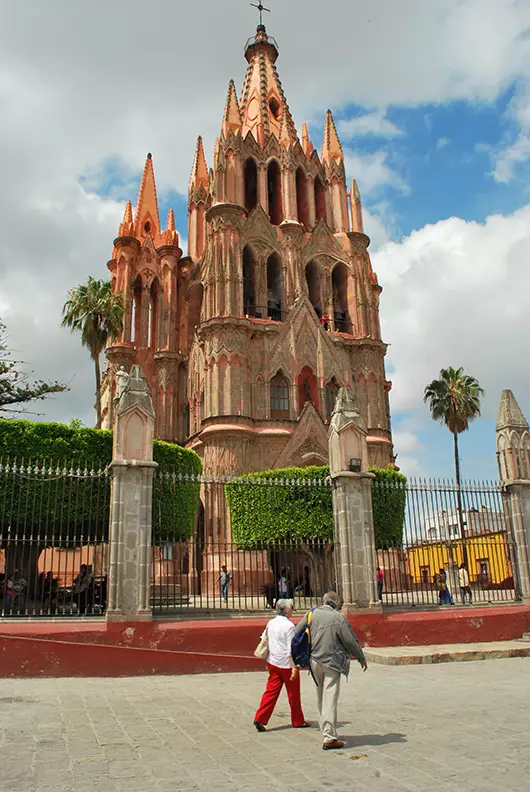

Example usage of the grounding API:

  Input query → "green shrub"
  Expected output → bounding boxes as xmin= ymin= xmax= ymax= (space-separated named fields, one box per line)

xmin=226 ymin=464 xmax=406 ymax=549
xmin=0 ymin=420 xmax=201 ymax=546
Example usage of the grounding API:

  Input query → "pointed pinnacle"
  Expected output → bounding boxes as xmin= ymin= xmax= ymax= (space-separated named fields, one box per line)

xmin=301 ymin=122 xmax=313 ymax=157
xmin=497 ymin=389 xmax=529 ymax=431
xmin=166 ymin=208 xmax=175 ymax=232
xmin=118 ymin=200 xmax=134 ymax=237
xmin=351 ymin=178 xmax=361 ymax=203
xmin=135 ymin=153 xmax=161 ymax=237
xmin=162 ymin=208 xmax=179 ymax=246
xmin=189 ymin=136 xmax=209 ymax=191
xmin=322 ymin=109 xmax=344 ymax=165
xmin=222 ymin=80 xmax=242 ymax=137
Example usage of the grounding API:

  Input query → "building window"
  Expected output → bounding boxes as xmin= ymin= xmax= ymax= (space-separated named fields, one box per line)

xmin=305 ymin=260 xmax=322 ymax=319
xmin=332 ymin=262 xmax=352 ymax=334
xmin=420 ymin=566 xmax=430 ymax=584
xmin=267 ymin=160 xmax=283 ymax=225
xmin=314 ymin=176 xmax=326 ymax=223
xmin=244 ymin=158 xmax=258 ymax=213
xmin=270 ymin=373 xmax=289 ymax=419
xmin=243 ymin=247 xmax=256 ymax=316
xmin=325 ymin=378 xmax=339 ymax=421
xmin=296 ymin=167 xmax=309 ymax=227
xmin=267 ymin=254 xmax=283 ymax=321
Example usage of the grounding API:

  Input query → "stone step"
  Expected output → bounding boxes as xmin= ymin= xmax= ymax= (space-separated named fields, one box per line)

xmin=364 ymin=640 xmax=530 ymax=665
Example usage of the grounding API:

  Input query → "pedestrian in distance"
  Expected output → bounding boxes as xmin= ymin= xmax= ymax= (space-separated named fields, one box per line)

xmin=294 ymin=591 xmax=367 ymax=750
xmin=376 ymin=566 xmax=384 ymax=601
xmin=277 ymin=568 xmax=289 ymax=600
xmin=218 ymin=565 xmax=232 ymax=603
xmin=254 ymin=599 xmax=310 ymax=732
xmin=435 ymin=568 xmax=453 ymax=605
xmin=458 ymin=562 xmax=472 ymax=605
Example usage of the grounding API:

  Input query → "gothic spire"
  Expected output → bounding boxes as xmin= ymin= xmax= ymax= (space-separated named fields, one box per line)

xmin=239 ymin=25 xmax=298 ymax=147
xmin=162 ymin=208 xmax=180 ymax=246
xmin=497 ymin=390 xmax=529 ymax=432
xmin=301 ymin=122 xmax=314 ymax=157
xmin=118 ymin=200 xmax=134 ymax=237
xmin=350 ymin=179 xmax=364 ymax=234
xmin=222 ymin=80 xmax=242 ymax=137
xmin=189 ymin=136 xmax=209 ymax=191
xmin=134 ymin=153 xmax=161 ymax=243
xmin=321 ymin=109 xmax=344 ymax=165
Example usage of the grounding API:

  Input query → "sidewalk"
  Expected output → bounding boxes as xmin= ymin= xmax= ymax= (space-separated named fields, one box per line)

xmin=365 ymin=638 xmax=530 ymax=665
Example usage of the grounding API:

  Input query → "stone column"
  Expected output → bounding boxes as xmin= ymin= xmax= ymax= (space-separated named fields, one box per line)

xmin=107 ymin=364 xmax=157 ymax=622
xmin=496 ymin=389 xmax=530 ymax=602
xmin=329 ymin=386 xmax=380 ymax=612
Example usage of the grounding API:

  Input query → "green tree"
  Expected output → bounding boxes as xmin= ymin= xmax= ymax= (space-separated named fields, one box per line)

xmin=61 ymin=277 xmax=125 ymax=429
xmin=424 ymin=366 xmax=484 ymax=563
xmin=0 ymin=320 xmax=67 ymax=415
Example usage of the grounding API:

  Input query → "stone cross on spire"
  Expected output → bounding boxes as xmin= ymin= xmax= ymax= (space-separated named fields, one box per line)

xmin=251 ymin=1 xmax=270 ymax=27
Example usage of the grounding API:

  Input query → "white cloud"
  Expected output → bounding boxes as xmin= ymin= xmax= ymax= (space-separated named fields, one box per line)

xmin=436 ymin=137 xmax=450 ymax=150
xmin=338 ymin=112 xmax=404 ymax=139
xmin=344 ymin=150 xmax=408 ymax=195
xmin=492 ymin=135 xmax=530 ymax=183
xmin=373 ymin=206 xmax=530 ymax=431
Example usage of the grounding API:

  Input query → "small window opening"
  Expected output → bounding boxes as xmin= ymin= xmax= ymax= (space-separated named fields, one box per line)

xmin=144 ymin=221 xmax=151 ymax=234
xmin=244 ymin=158 xmax=258 ymax=214
xmin=267 ymin=160 xmax=283 ymax=225
xmin=269 ymin=97 xmax=281 ymax=120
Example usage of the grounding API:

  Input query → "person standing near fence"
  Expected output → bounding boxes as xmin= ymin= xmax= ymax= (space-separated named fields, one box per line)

xmin=376 ymin=567 xmax=384 ymax=601
xmin=253 ymin=599 xmax=309 ymax=731
xmin=218 ymin=565 xmax=232 ymax=602
xmin=295 ymin=591 xmax=367 ymax=750
xmin=435 ymin=568 xmax=453 ymax=605
xmin=458 ymin=563 xmax=472 ymax=605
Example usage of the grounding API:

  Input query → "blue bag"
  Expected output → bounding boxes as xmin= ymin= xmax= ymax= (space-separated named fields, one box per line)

xmin=291 ymin=609 xmax=313 ymax=668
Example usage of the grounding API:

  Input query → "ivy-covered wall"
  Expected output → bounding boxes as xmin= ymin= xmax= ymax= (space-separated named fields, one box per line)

xmin=0 ymin=420 xmax=202 ymax=545
xmin=226 ymin=465 xmax=406 ymax=550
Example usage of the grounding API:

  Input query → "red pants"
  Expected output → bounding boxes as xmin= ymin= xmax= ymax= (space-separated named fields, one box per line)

xmin=255 ymin=663 xmax=305 ymax=727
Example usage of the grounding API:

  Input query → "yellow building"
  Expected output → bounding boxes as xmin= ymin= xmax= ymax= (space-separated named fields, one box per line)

xmin=407 ymin=531 xmax=513 ymax=587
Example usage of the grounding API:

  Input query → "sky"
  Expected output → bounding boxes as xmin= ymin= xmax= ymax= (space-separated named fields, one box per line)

xmin=1 ymin=0 xmax=530 ymax=481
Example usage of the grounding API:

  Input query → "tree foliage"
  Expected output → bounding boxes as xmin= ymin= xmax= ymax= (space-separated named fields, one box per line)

xmin=424 ymin=366 xmax=484 ymax=437
xmin=226 ymin=464 xmax=407 ymax=550
xmin=0 ymin=320 xmax=67 ymax=415
xmin=0 ymin=420 xmax=202 ymax=547
xmin=61 ymin=277 xmax=125 ymax=428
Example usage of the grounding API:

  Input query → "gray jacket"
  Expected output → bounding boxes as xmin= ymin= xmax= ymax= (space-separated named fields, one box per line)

xmin=295 ymin=605 xmax=366 ymax=677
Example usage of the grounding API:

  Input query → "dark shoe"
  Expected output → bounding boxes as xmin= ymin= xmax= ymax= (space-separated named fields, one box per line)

xmin=254 ymin=720 xmax=266 ymax=732
xmin=294 ymin=721 xmax=311 ymax=728
xmin=323 ymin=739 xmax=344 ymax=750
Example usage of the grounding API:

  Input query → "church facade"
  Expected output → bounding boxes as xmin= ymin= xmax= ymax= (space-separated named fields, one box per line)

xmin=101 ymin=23 xmax=395 ymax=477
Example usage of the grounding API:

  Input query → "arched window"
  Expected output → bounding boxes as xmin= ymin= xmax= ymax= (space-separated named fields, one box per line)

xmin=267 ymin=160 xmax=283 ymax=225
xmin=325 ymin=378 xmax=340 ymax=421
xmin=244 ymin=158 xmax=258 ymax=213
xmin=314 ymin=176 xmax=326 ymax=223
xmin=131 ymin=276 xmax=142 ymax=345
xmin=296 ymin=167 xmax=309 ymax=227
xmin=332 ymin=263 xmax=352 ymax=333
xmin=305 ymin=261 xmax=322 ymax=319
xmin=225 ymin=154 xmax=236 ymax=203
xmin=267 ymin=254 xmax=283 ymax=321
xmin=149 ymin=279 xmax=159 ymax=350
xmin=270 ymin=372 xmax=290 ymax=419
xmin=243 ymin=247 xmax=256 ymax=317
xmin=298 ymin=366 xmax=318 ymax=411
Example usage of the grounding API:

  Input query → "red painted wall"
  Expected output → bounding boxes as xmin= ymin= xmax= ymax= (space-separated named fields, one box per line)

xmin=1 ymin=605 xmax=529 ymax=678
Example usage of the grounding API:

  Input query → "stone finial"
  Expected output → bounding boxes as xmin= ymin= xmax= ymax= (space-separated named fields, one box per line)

xmin=329 ymin=386 xmax=368 ymax=474
xmin=321 ymin=109 xmax=344 ymax=165
xmin=117 ymin=364 xmax=155 ymax=419
xmin=496 ymin=389 xmax=528 ymax=432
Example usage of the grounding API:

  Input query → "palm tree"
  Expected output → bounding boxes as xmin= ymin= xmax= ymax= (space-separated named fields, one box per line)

xmin=62 ymin=277 xmax=125 ymax=429
xmin=424 ymin=366 xmax=484 ymax=564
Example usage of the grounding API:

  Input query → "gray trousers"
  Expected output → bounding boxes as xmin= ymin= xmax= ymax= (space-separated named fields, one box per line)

xmin=311 ymin=660 xmax=341 ymax=742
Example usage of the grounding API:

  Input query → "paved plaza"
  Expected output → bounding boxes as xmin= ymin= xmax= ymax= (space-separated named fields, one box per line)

xmin=0 ymin=659 xmax=529 ymax=792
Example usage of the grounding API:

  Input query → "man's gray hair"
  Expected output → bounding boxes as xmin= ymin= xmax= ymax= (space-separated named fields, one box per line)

xmin=322 ymin=591 xmax=342 ymax=610
xmin=276 ymin=598 xmax=293 ymax=615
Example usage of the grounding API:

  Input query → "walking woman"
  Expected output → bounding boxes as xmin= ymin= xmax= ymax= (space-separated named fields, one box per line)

xmin=254 ymin=599 xmax=309 ymax=731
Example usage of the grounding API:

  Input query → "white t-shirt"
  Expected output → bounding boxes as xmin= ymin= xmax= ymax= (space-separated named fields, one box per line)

xmin=278 ymin=576 xmax=288 ymax=595
xmin=264 ymin=614 xmax=295 ymax=668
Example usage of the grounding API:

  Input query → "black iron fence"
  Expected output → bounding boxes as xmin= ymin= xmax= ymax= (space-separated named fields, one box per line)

xmin=0 ymin=457 xmax=110 ymax=617
xmin=151 ymin=470 xmax=335 ymax=614
xmin=375 ymin=477 xmax=520 ymax=607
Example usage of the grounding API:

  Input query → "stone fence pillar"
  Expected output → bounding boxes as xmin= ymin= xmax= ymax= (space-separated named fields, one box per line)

xmin=106 ymin=364 xmax=157 ymax=622
xmin=496 ymin=389 xmax=530 ymax=602
xmin=329 ymin=387 xmax=381 ymax=612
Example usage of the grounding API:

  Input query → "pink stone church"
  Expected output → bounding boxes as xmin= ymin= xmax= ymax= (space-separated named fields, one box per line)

xmin=101 ymin=22 xmax=395 ymax=477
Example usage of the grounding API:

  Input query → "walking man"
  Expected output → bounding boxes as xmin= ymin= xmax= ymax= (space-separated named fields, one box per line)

xmin=218 ymin=565 xmax=232 ymax=603
xmin=294 ymin=591 xmax=367 ymax=750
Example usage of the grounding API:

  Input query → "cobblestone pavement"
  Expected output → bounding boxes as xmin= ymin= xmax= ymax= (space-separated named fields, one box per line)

xmin=0 ymin=658 xmax=529 ymax=792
